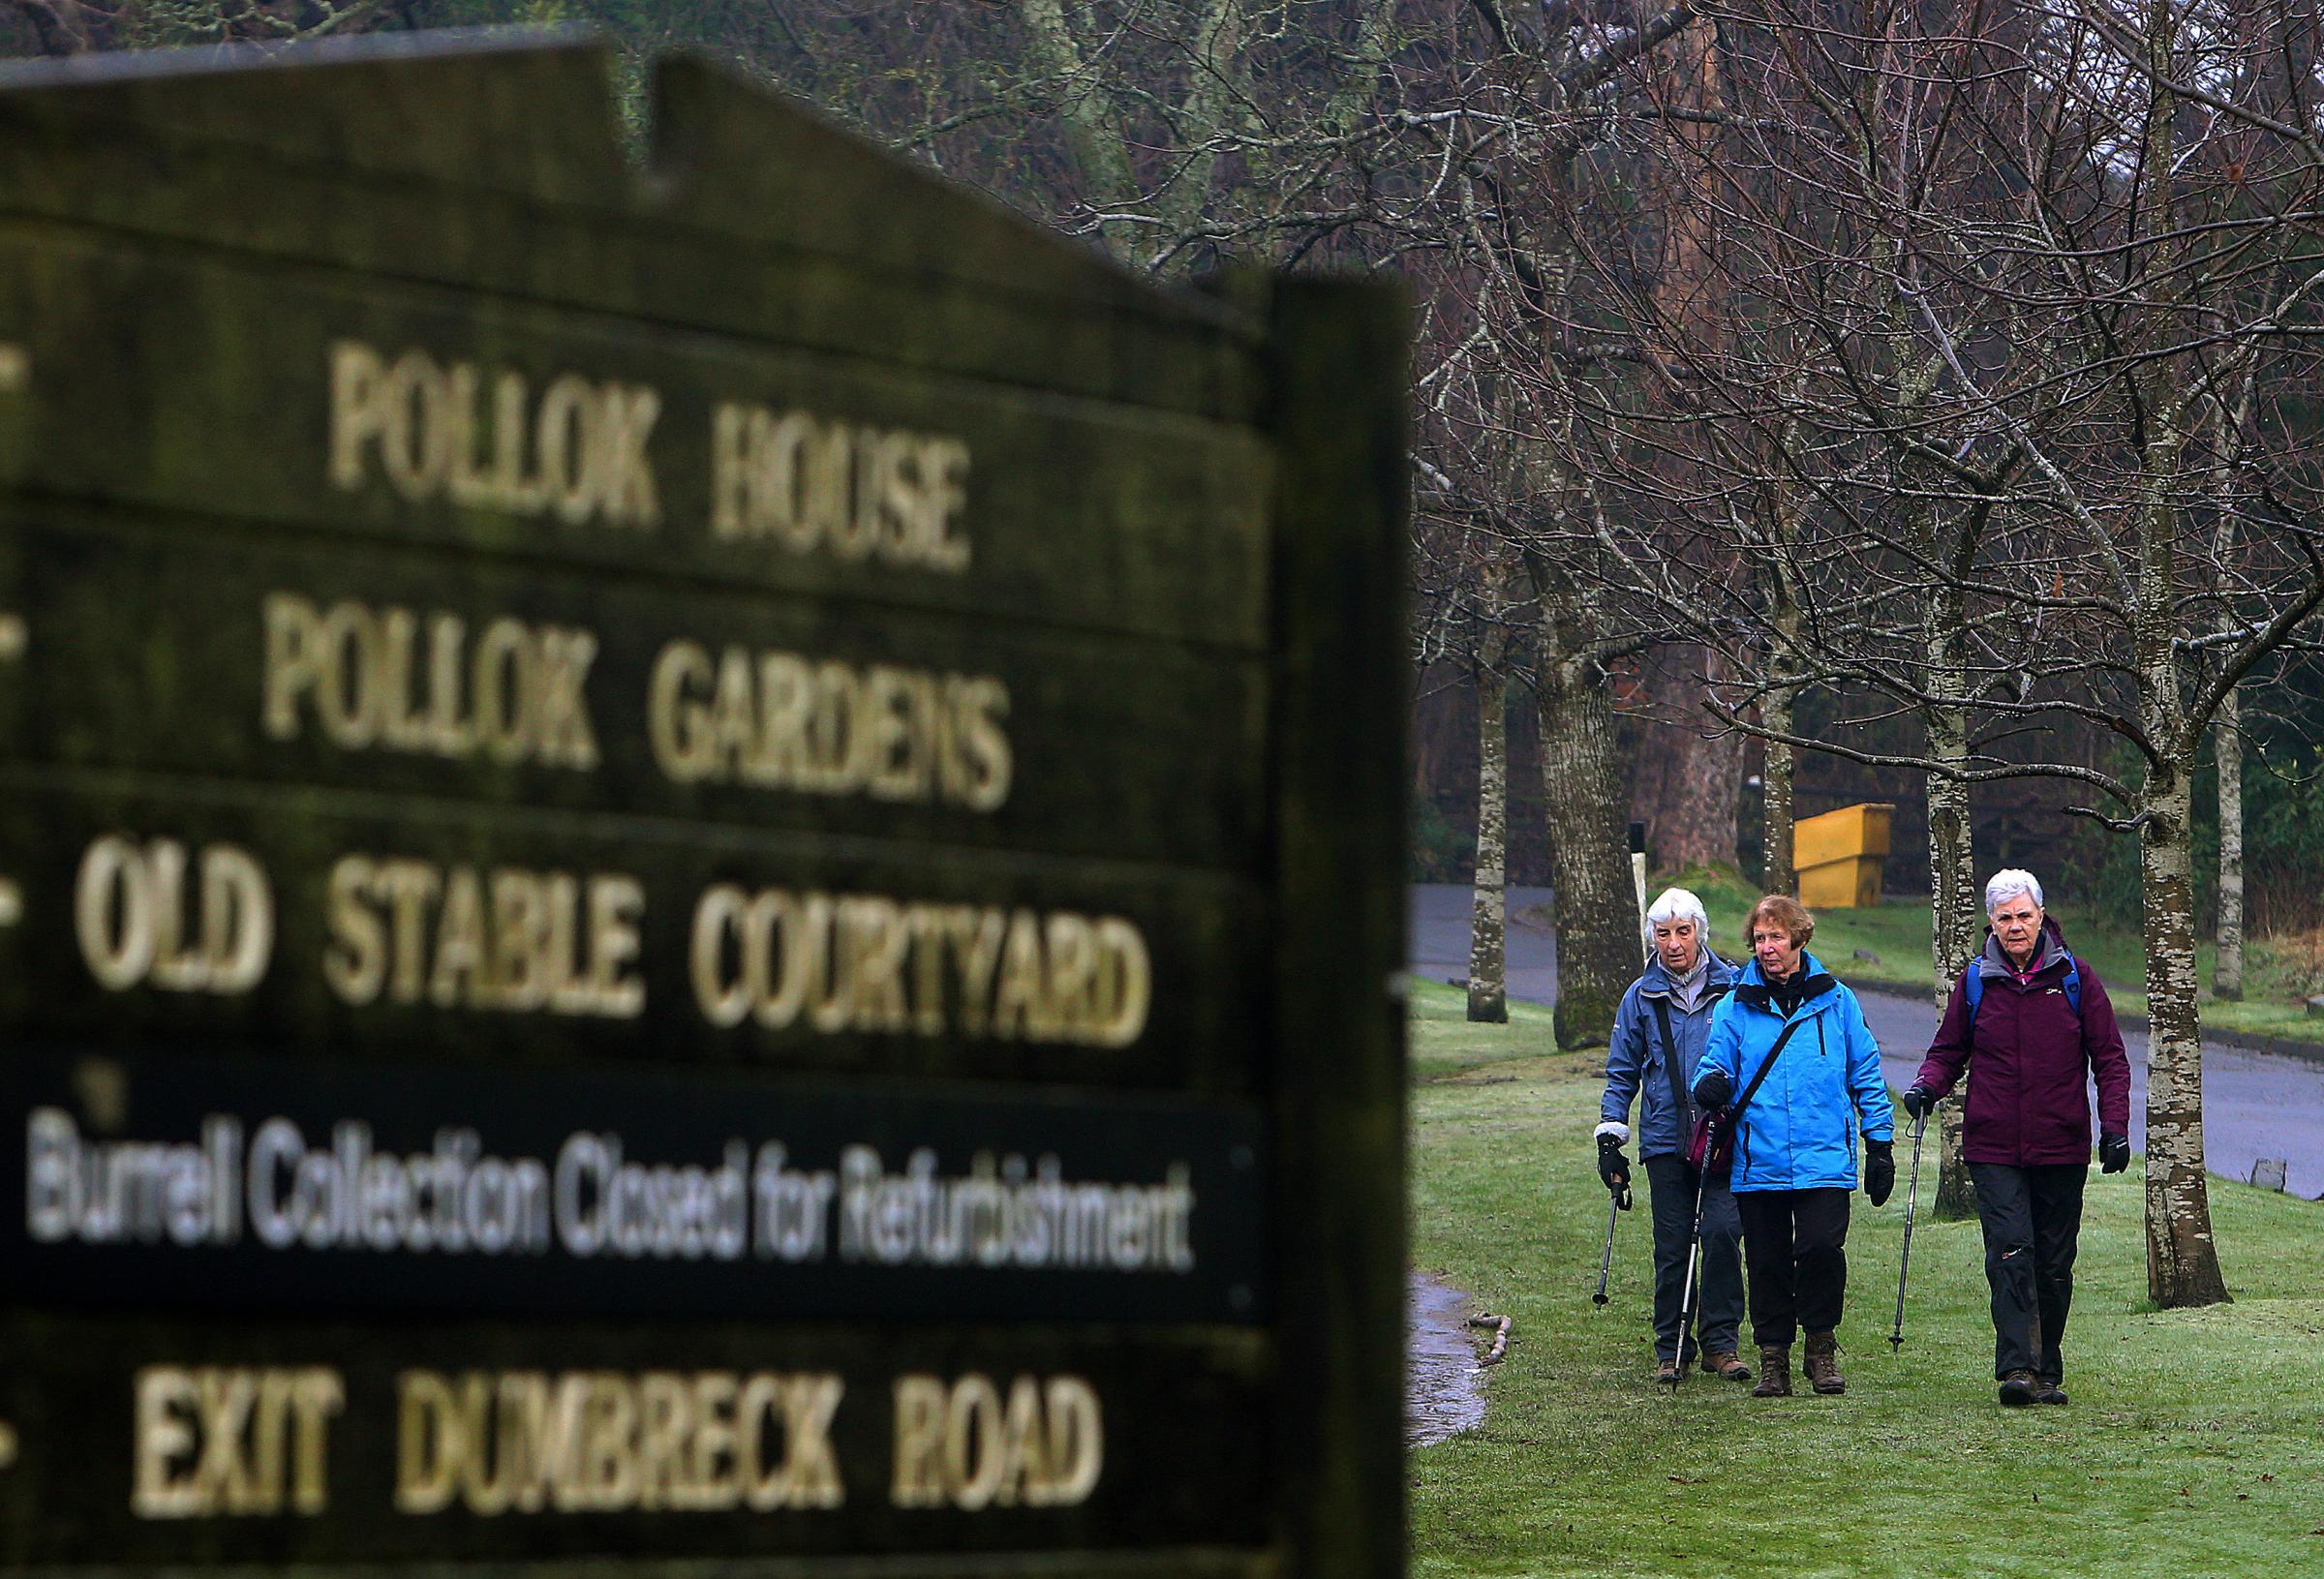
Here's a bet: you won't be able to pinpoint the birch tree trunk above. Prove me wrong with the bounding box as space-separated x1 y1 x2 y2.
1924 586 1983 1218
2208 364 2255 1005
1468 660 1510 1024
1758 507 1804 897
2214 682 2245 1004
2129 0 2226 1308
1760 691 1796 896
1882 351 1982 1227
1536 637 1639 1050
2140 765 2232 1306
1926 738 1980 1218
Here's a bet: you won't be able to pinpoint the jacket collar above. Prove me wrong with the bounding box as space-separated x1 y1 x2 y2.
1638 949 1738 998
1978 917 2071 982
1730 952 1838 1015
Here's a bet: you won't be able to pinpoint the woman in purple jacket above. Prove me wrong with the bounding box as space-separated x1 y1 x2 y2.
1902 869 2133 1408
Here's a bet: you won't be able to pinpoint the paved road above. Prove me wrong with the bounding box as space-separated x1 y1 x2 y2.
1411 884 2324 1197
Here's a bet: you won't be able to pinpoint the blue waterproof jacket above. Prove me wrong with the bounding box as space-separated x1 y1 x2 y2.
1694 954 1894 1192
1599 952 1740 1158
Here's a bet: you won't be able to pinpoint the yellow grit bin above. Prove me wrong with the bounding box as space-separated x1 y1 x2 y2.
1793 803 1895 909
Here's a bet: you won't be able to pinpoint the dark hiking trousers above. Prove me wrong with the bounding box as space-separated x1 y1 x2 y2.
1644 1154 1744 1361
1968 1161 2088 1382
1736 1187 1850 1348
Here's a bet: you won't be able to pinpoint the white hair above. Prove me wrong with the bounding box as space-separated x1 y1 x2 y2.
1645 887 1710 934
1984 868 2045 914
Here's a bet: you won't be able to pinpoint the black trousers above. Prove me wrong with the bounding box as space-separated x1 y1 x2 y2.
1643 1154 1745 1361
1967 1162 2088 1382
1735 1187 1850 1348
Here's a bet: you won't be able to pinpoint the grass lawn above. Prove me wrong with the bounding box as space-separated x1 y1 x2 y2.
1622 865 2324 1048
1406 981 2324 1579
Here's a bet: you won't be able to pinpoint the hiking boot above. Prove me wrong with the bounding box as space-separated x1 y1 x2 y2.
1655 1358 1683 1384
1700 1351 1753 1382
1752 1345 1791 1397
1999 1370 2037 1407
1803 1330 1845 1395
2035 1379 2069 1406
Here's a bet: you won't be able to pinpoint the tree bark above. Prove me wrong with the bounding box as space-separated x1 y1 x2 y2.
2141 767 2232 1307
2214 690 2245 1002
1536 641 1638 1051
1633 646 1745 872
1468 660 1510 1024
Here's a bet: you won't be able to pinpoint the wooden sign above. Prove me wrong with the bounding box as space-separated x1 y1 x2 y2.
0 32 1407 1579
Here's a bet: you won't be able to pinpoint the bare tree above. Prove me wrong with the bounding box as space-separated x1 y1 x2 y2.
1614 0 2324 1305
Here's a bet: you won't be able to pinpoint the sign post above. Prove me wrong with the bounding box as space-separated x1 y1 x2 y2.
0 33 1407 1579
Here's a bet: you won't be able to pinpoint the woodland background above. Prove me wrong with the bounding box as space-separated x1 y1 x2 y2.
15 0 2324 1309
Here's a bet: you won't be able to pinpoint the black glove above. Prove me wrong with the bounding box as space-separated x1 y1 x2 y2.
1900 1085 1938 1122
1597 1134 1631 1194
1693 1070 1733 1112
1865 1139 1895 1206
2100 1133 2130 1173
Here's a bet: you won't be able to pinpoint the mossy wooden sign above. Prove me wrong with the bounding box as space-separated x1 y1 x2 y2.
0 32 1406 1579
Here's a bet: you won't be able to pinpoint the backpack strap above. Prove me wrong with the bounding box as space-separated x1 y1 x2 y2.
1965 958 2082 1020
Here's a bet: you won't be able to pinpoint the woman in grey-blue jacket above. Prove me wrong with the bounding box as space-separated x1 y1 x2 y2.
1595 887 1747 1382
1694 895 1894 1399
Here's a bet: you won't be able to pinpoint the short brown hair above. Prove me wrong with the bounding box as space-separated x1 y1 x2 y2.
1746 895 1815 948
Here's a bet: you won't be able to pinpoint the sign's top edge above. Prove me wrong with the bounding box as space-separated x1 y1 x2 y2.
0 28 1266 345
0 22 591 92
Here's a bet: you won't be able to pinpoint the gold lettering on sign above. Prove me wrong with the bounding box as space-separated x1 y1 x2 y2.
261 593 600 770
394 1370 843 1515
710 403 970 571
328 341 660 529
688 887 1149 1048
132 1366 343 1518
648 641 1010 809
890 1373 1101 1510
75 836 272 995
323 857 644 1018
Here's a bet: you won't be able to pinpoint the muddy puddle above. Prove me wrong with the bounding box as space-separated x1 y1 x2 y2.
1407 1270 1492 1446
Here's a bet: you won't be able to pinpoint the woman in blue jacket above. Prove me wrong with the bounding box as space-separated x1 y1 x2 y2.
1693 895 1894 1399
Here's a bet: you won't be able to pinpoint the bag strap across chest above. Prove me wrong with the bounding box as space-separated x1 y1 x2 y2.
1650 983 1728 1132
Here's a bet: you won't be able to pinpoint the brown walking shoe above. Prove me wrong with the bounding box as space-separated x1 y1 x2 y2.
1655 1358 1683 1384
1803 1330 1845 1395
1700 1351 1753 1382
1752 1345 1791 1397
1999 1370 2037 1407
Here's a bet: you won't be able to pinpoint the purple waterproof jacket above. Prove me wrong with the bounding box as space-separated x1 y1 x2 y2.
1912 919 2132 1166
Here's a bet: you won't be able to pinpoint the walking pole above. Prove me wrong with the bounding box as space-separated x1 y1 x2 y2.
1889 1107 1931 1353
1592 1179 1631 1307
1669 1165 1712 1377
